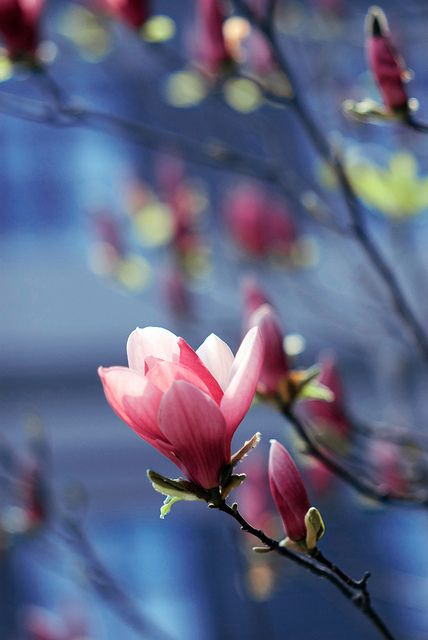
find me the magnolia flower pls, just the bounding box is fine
[269,440,324,552]
[102,0,150,29]
[365,6,409,114]
[99,325,264,502]
[0,0,44,60]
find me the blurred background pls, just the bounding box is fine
[2,0,428,638]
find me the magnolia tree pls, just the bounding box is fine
[3,1,428,639]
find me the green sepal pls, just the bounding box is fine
[298,381,334,402]
[160,496,182,519]
[293,366,334,403]
[305,507,325,550]
[147,470,205,519]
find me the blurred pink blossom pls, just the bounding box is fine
[225,183,296,258]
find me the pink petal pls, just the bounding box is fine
[145,359,214,397]
[158,380,229,489]
[269,440,310,542]
[98,366,168,447]
[196,333,235,391]
[177,338,224,404]
[220,326,264,436]
[127,327,180,373]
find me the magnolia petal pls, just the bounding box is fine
[221,326,264,436]
[158,380,229,490]
[196,333,235,391]
[178,337,224,403]
[146,359,212,397]
[98,366,171,452]
[127,326,179,372]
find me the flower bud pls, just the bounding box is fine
[269,440,310,544]
[365,6,409,114]
[248,304,288,397]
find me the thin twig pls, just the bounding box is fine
[217,502,397,640]
[281,403,428,508]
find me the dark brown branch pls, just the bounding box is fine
[217,501,397,640]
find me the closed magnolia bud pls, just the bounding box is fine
[268,440,310,543]
[249,304,288,397]
[365,6,409,113]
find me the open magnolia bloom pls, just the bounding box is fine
[99,325,264,515]
[269,440,325,553]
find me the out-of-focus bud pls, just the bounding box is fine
[163,266,191,316]
[195,0,232,75]
[304,354,350,449]
[20,460,49,530]
[269,440,324,552]
[225,182,297,259]
[102,0,150,29]
[248,304,289,397]
[0,0,44,62]
[241,276,271,330]
[370,440,407,496]
[365,6,409,115]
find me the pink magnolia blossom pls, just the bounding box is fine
[102,0,150,29]
[248,304,288,396]
[0,0,44,59]
[99,325,263,489]
[366,7,408,112]
[195,0,231,74]
[269,440,310,542]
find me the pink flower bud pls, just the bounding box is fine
[163,267,191,316]
[366,7,408,112]
[99,325,264,490]
[0,0,44,59]
[248,304,288,396]
[242,276,271,330]
[196,0,231,74]
[103,0,150,29]
[269,440,310,542]
[20,460,49,528]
